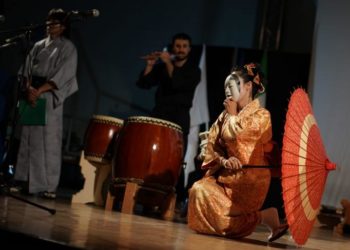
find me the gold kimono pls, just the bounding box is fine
[188,99,272,238]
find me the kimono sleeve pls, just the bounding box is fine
[201,112,227,171]
[49,41,78,106]
[226,108,272,144]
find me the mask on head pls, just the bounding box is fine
[224,73,241,102]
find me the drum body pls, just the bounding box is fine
[112,116,184,187]
[84,115,123,166]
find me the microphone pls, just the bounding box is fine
[5,33,26,44]
[69,9,100,18]
[0,15,5,23]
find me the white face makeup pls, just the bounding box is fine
[224,73,241,102]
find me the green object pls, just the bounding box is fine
[18,98,47,125]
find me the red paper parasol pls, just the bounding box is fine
[281,88,336,245]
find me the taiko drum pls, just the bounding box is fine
[112,116,184,187]
[84,115,123,167]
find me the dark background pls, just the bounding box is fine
[0,0,316,216]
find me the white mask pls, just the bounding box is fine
[224,73,241,102]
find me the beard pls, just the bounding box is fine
[174,53,189,62]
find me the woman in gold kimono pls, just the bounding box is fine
[188,63,288,242]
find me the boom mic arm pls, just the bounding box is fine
[69,9,100,18]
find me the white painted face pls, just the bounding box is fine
[224,73,241,102]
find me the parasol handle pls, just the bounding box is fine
[242,160,337,170]
[242,165,275,169]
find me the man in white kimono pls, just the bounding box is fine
[12,8,78,199]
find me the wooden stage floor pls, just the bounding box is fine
[0,194,349,249]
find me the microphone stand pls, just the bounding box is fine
[0,23,56,215]
[0,184,56,215]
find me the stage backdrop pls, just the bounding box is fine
[309,0,350,207]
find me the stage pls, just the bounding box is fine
[0,194,349,249]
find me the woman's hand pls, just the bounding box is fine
[223,97,237,116]
[221,156,242,170]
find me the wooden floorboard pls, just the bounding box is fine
[0,194,349,249]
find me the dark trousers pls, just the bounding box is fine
[344,224,350,235]
[175,132,188,203]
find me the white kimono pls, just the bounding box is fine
[15,36,78,193]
